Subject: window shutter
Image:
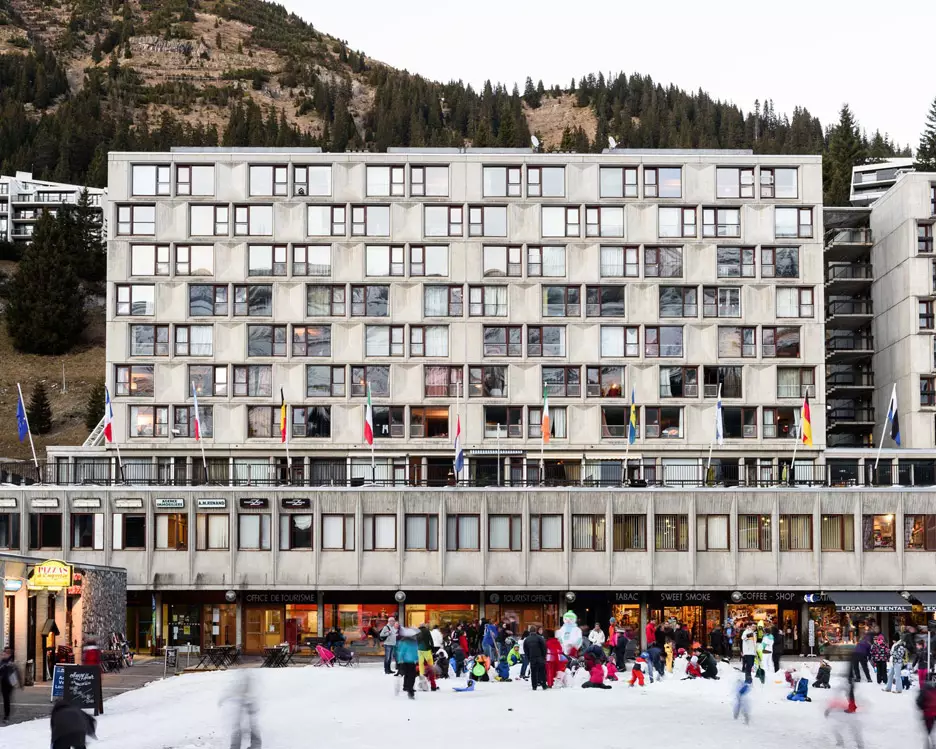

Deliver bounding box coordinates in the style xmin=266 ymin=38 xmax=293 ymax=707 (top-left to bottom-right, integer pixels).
xmin=113 ymin=515 xmax=123 ymax=550
xmin=196 ymin=514 xmax=207 ymax=550
xmin=93 ymin=513 xmax=105 ymax=550
xmin=279 ymin=514 xmax=290 ymax=551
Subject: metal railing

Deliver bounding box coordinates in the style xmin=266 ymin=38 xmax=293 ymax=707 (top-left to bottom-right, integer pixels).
xmin=827 ymin=371 xmax=874 ymax=388
xmin=827 ymin=335 xmax=874 ymax=352
xmin=827 ymin=300 xmax=873 ymax=316
xmin=825 ymin=228 xmax=873 ymax=246
xmin=826 ymin=264 xmax=874 ymax=282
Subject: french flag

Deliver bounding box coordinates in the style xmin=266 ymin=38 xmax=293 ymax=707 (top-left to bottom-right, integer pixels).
xmin=454 ymin=416 xmax=464 ymax=474
xmin=103 ymin=386 xmax=114 ymax=443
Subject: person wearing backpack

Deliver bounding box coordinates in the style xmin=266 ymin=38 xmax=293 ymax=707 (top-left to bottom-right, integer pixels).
xmin=1 ymin=646 xmax=22 ymax=724
xmin=379 ymin=617 xmax=399 ymax=675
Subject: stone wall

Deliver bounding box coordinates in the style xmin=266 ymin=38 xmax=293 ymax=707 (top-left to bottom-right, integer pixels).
xmin=78 ymin=568 xmax=127 ymax=645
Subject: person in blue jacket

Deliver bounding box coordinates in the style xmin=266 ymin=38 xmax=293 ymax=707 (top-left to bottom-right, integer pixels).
xmin=396 ymin=628 xmax=420 ymax=699
xmin=495 ymin=656 xmax=512 ymax=682
xmin=482 ymin=620 xmax=498 ymax=663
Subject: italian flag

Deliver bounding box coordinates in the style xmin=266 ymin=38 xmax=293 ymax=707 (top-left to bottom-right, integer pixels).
xmin=363 ymin=383 xmax=374 ymax=446
xmin=541 ymin=384 xmax=550 ymax=444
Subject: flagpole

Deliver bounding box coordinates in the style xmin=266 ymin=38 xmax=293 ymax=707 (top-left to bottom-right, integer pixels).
xmin=457 ymin=380 xmax=462 ymax=483
xmin=16 ymin=383 xmax=39 ymax=471
xmin=706 ymin=383 xmax=721 ymax=475
xmin=874 ymin=382 xmax=896 ymax=471
xmin=789 ymin=385 xmax=807 ymax=486
xmin=539 ymin=393 xmax=546 ymax=487
xmin=369 ymin=383 xmax=375 ymax=484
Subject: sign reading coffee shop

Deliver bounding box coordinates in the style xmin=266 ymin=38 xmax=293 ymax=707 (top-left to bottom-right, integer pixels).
xmin=730 ymin=591 xmax=802 ymax=604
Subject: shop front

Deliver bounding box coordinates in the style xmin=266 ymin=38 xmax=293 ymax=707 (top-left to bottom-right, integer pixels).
xmin=809 ymin=591 xmax=911 ymax=653
xmin=485 ymin=592 xmax=560 ymax=632
xmin=242 ymin=591 xmax=317 ymax=653
xmin=321 ymin=591 xmax=398 ymax=646
xmin=158 ymin=590 xmax=236 ymax=651
xmin=403 ymin=591 xmax=479 ymax=629
xmin=126 ymin=590 xmax=154 ymax=653
xmin=649 ymin=591 xmax=722 ymax=644
xmin=567 ymin=591 xmax=641 ymax=632
xmin=726 ymin=591 xmax=802 ymax=653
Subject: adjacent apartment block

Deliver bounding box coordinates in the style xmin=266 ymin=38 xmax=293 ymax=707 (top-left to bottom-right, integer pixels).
xmin=0 ymin=172 xmax=105 ymax=243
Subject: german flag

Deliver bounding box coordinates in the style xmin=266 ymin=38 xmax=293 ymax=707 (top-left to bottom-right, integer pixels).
xmin=280 ymin=387 xmax=287 ymax=443
xmin=800 ymin=392 xmax=813 ymax=446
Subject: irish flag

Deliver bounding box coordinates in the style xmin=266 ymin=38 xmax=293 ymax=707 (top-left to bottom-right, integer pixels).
xmin=541 ymin=385 xmax=550 ymax=444
xmin=363 ymin=383 xmax=374 ymax=445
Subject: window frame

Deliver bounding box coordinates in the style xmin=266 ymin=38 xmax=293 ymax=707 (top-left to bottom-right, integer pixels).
xmin=571 ymin=514 xmax=606 ymax=551
xmin=321 ymin=514 xmax=355 ymax=551
xmin=488 ymin=514 xmax=522 ymax=551
xmin=654 ymin=514 xmax=689 ymax=551
xmin=404 ymin=514 xmax=439 ymax=551
xmin=696 ymin=514 xmax=730 ymax=551
xmin=362 ymin=513 xmax=397 ymax=551
xmin=738 ymin=514 xmax=771 ymax=551
xmin=779 ymin=514 xmax=813 ymax=551
xmin=820 ymin=514 xmax=855 ymax=552
xmin=530 ymin=514 xmax=563 ymax=551
xmin=445 ymin=514 xmax=481 ymax=551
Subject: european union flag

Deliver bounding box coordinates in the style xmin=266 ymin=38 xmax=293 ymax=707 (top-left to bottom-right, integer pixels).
xmin=16 ymin=390 xmax=28 ymax=442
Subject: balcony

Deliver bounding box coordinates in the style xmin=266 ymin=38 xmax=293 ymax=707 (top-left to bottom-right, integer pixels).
xmin=827 ymin=406 xmax=875 ymax=432
xmin=825 ymin=263 xmax=873 ymax=293
xmin=826 ymin=299 xmax=873 ymax=330
xmin=826 ymin=333 xmax=874 ymax=362
xmin=824 ymin=228 xmax=873 ymax=261
xmin=826 ymin=370 xmax=874 ymax=395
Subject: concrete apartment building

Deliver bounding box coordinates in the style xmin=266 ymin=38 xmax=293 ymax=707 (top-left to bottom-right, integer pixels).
xmin=0 ymin=172 xmax=105 ymax=243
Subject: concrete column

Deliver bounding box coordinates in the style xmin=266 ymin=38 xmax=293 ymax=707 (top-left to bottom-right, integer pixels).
xmin=235 ymin=599 xmax=243 ymax=648
xmin=53 ymin=591 xmax=67 ymax=648
xmin=153 ymin=592 xmax=162 ymax=651
xmin=316 ymin=591 xmax=324 ymax=637
xmin=479 ymin=590 xmax=486 ymax=621
xmin=639 ymin=600 xmax=648 ymax=650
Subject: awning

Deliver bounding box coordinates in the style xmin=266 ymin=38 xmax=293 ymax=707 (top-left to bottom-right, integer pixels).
xmin=467 ymin=449 xmax=524 ymax=456
xmin=913 ymin=592 xmax=936 ymax=612
xmin=827 ymin=591 xmax=912 ymax=613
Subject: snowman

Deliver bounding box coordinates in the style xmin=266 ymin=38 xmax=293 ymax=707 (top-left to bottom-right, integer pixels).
xmin=559 ymin=610 xmax=583 ymax=657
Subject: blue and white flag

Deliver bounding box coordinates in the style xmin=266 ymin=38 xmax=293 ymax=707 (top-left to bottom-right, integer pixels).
xmin=887 ymin=383 xmax=901 ymax=446
xmin=715 ymin=384 xmax=724 ymax=446
xmin=454 ymin=415 xmax=464 ymax=474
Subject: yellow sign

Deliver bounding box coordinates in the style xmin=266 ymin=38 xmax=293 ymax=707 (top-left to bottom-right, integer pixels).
xmin=28 ymin=560 xmax=73 ymax=589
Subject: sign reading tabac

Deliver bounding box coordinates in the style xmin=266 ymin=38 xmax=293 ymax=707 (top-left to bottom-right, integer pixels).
xmin=29 ymin=560 xmax=73 ymax=590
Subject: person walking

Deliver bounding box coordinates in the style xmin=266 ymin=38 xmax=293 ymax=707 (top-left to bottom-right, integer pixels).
xmin=884 ymin=636 xmax=908 ymax=693
xmin=481 ymin=620 xmax=498 ymax=664
xmin=871 ymin=633 xmax=889 ymax=684
xmin=0 ymin=647 xmax=21 ymax=725
xmin=397 ymin=628 xmax=419 ymax=699
xmin=416 ymin=623 xmax=438 ymax=691
xmin=674 ymin=623 xmax=691 ymax=653
xmin=772 ymin=626 xmax=784 ymax=674
xmin=741 ymin=623 xmax=757 ymax=684
xmin=220 ymin=672 xmax=261 ymax=749
xmin=852 ymin=631 xmax=872 ymax=683
xmin=918 ymin=678 xmax=936 ymax=749
xmin=709 ymin=625 xmax=724 ymax=660
xmin=517 ymin=628 xmax=530 ymax=680
xmin=607 ymin=617 xmax=618 ymax=657
xmin=50 ymin=698 xmax=97 ymax=749
xmin=524 ymin=626 xmax=547 ymax=691
xmin=379 ymin=617 xmax=399 ymax=675
xmin=761 ymin=626 xmax=775 ymax=681
xmin=614 ymin=627 xmax=629 ymax=670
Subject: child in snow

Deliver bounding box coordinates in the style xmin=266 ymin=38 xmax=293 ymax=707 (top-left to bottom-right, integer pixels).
xmin=606 ymin=661 xmax=619 ymax=681
xmin=673 ymin=647 xmax=688 ymax=678
xmin=813 ymin=660 xmax=832 ymax=689
xmin=471 ymin=655 xmax=490 ymax=682
xmin=734 ymin=680 xmax=752 ymax=724
xmin=545 ymin=631 xmax=564 ymax=688
xmin=450 ymin=644 xmax=466 ymax=677
xmin=582 ymin=662 xmax=612 ymax=689
xmin=435 ymin=647 xmax=450 ymax=678
xmin=870 ymin=634 xmax=889 ymax=684
xmin=495 ymin=656 xmax=512 ymax=682
xmin=507 ymin=644 xmax=522 ymax=667
xmin=629 ymin=656 xmax=646 ymax=686
xmin=788 ymin=666 xmax=812 ymax=702
xmin=684 ymin=656 xmax=702 ymax=679
xmin=664 ymin=641 xmax=674 ymax=673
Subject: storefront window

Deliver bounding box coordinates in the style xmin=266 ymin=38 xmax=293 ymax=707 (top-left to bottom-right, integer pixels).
xmin=165 ymin=604 xmax=201 ymax=647
xmin=246 ymin=607 xmax=283 ymax=651
xmin=285 ymin=604 xmax=318 ymax=648
xmin=610 ymin=604 xmax=640 ymax=632
xmin=486 ymin=604 xmax=559 ymax=632
xmin=809 ymin=605 xmax=879 ymax=647
xmin=324 ymin=604 xmax=397 ymax=644
xmin=404 ymin=604 xmax=478 ymax=629
xmin=202 ymin=604 xmax=236 ymax=648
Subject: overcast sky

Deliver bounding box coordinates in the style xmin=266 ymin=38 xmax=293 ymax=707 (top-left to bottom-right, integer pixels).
xmin=277 ymin=0 xmax=932 ymax=150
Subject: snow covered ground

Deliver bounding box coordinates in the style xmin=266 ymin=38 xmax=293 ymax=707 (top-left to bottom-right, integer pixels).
xmin=2 ymin=659 xmax=929 ymax=749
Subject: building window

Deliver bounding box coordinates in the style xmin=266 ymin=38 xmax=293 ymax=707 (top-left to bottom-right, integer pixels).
xmin=644 ymin=326 xmax=683 ymax=357
xmin=189 ymin=364 xmax=228 ymax=396
xmin=571 ymin=515 xmax=605 ymax=551
xmin=585 ymin=285 xmax=626 ymax=317
xmin=738 ymin=515 xmax=770 ymax=551
xmin=762 ymin=327 xmax=801 ymax=358
xmin=761 ymin=247 xmax=799 ymax=278
xmin=529 ymin=405 xmax=566 ymax=439
xmin=527 ymin=246 xmax=566 ymax=277
xmin=483 ymin=245 xmax=522 ymax=277
xmin=644 ymin=246 xmax=683 ymax=277
xmin=129 ymin=405 xmax=169 ymax=437
xmin=366 ymin=166 xmax=405 ymax=197
xmin=489 ymin=515 xmax=521 ymax=551
xmin=409 ymin=406 xmax=449 ymax=438
xmin=820 ymin=515 xmax=854 ymax=551
xmin=761 ymin=168 xmax=797 ymax=199
xmin=655 ymin=514 xmax=689 ymax=551
xmin=527 ymin=166 xmax=564 ymax=197
xmin=70 ymin=514 xmax=98 ymax=549
xmin=306 ymin=365 xmax=345 ymax=397
xmin=365 ymin=325 xmax=404 ymax=357
xmin=716 ymin=167 xmax=755 ymax=199
xmin=527 ymin=326 xmax=566 ymax=357
xmin=530 ymin=514 xmax=563 ymax=551
xmin=189 ymin=205 xmax=228 ymax=236
xmin=645 ymin=406 xmax=683 ymax=438
xmin=919 ymin=224 xmax=934 ymax=254
xmin=482 ymin=325 xmax=522 ymax=356
xmin=410 ymin=166 xmax=448 ymax=197
xmin=248 ymin=165 xmax=287 ymax=197
xmin=599 ymin=326 xmax=639 ymax=357
xmin=172 ymin=244 xmax=214 ymax=276
xmin=763 ymin=407 xmax=798 ymax=438
xmin=371 ymin=406 xmax=404 ymax=438
xmin=703 ymin=366 xmax=742 ymax=398
xmin=483 ymin=166 xmax=521 ymax=197
xmin=410 ymin=245 xmax=448 ymax=277
xmin=469 ymin=205 xmax=507 ymax=237
xmin=931 ymin=185 xmax=936 ymax=216
xmin=483 ymin=405 xmax=522 ymax=438
xmin=405 ymin=514 xmax=439 ymax=550
xmin=585 ymin=206 xmax=625 ymax=237
xmin=322 ymin=514 xmax=354 ymax=551
xmin=132 ymin=164 xmax=171 ymax=196
xmin=697 ymin=514 xmax=729 ymax=551
xmin=703 ymin=287 xmax=742 ymax=318
xmin=775 ymin=207 xmax=812 ymax=238
xmin=237 ymin=514 xmax=272 ymax=550
xmin=659 ymin=366 xmax=698 ymax=398
xmin=155 ymin=513 xmax=188 ymax=550
xmin=424 ymin=205 xmax=463 ymax=237
xmin=445 ymin=515 xmax=480 ymax=551
xmin=658 ymin=207 xmax=696 ymax=238
xmin=862 ymin=514 xmax=895 ymax=550
xmin=233 ymin=365 xmax=273 ymax=397
xmin=247 ymin=245 xmax=287 ymax=276
xmin=113 ymin=514 xmax=146 ymax=550
xmin=600 ymin=167 xmax=638 ymax=198
xmin=409 ymin=326 xmax=449 ymax=357
xmin=176 ymin=164 xmax=214 ymax=196
xmin=600 ymin=246 xmax=639 ymax=278
xmin=363 ymin=514 xmax=396 ymax=550
xmin=905 ymin=515 xmax=936 ymax=550
xmin=350 ymin=366 xmax=390 ymax=397
xmin=922 ymin=376 xmax=936 ymax=407
xmin=922 ymin=301 xmax=935 ymax=330
xmin=279 ymin=515 xmax=313 ymax=550
xmin=174 ymin=325 xmax=213 ymax=356
xmin=777 ymin=287 xmax=814 ymax=318
xmin=130 ymin=244 xmax=170 ymax=276
xmin=351 ymin=205 xmax=390 ymax=237
xmin=292 ymin=245 xmax=331 ymax=277
xmin=542 ymin=286 xmax=581 ymax=317
xmin=189 ymin=284 xmax=228 ymax=316
xmin=718 ymin=326 xmax=756 ymax=358
xmin=721 ymin=406 xmax=757 ymax=438
xmin=469 ymin=287 xmax=508 ymax=317
xmin=28 ymin=513 xmax=62 ymax=549
xmin=117 ymin=205 xmax=156 ymax=235
xmin=543 ymin=366 xmax=580 ymax=397
xmin=469 ymin=366 xmax=507 ymax=397
xmin=350 ymin=285 xmax=389 ymax=317
xmin=424 ymin=285 xmax=463 ymax=317
xmin=307 ymin=205 xmax=346 ymax=236
xmin=293 ymin=165 xmax=331 ymax=196
xmin=307 ymin=285 xmax=346 ymax=316
xmin=587 ymin=366 xmax=625 ymax=398
xmin=600 ymin=405 xmax=632 ymax=438
xmin=174 ymin=404 xmax=213 ymax=438
xmin=702 ymin=208 xmax=741 ymax=238
xmin=244 ymin=325 xmax=286 ymax=358
xmin=612 ymin=515 xmax=645 ymax=551
xmin=130 ymin=325 xmax=169 ymax=356
xmin=644 ymin=167 xmax=681 ymax=198
xmin=779 ymin=515 xmax=812 ymax=550
xmin=116 ymin=363 xmax=156 ymax=396
xmin=777 ymin=367 xmax=815 ymax=398
xmin=234 ymin=285 xmax=272 ymax=316
xmin=541 ymin=206 xmax=580 ymax=237
xmin=292 ymin=406 xmax=332 ymax=438
xmin=423 ymin=365 xmax=462 ymax=397
xmin=291 ymin=325 xmax=331 ymax=357
xmin=245 ymin=406 xmax=278 ymax=437
xmin=716 ymin=246 xmax=755 ymax=278
xmin=659 ymin=286 xmax=698 ymax=318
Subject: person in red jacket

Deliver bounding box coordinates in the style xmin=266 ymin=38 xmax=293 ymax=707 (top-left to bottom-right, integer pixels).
xmin=545 ymin=631 xmax=564 ymax=688
xmin=82 ymin=639 xmax=101 ymax=667
xmin=645 ymin=620 xmax=656 ymax=649
xmin=459 ymin=630 xmax=469 ymax=657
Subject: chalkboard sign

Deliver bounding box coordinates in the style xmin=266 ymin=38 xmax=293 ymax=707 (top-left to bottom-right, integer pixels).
xmin=164 ymin=646 xmax=178 ymax=677
xmin=62 ymin=665 xmax=104 ymax=715
xmin=50 ymin=664 xmax=66 ymax=701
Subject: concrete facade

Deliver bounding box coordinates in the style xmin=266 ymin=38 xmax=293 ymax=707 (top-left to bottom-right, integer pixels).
xmin=0 ymin=172 xmax=105 ymax=243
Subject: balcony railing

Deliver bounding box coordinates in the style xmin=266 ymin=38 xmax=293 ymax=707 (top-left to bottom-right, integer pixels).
xmin=825 ymin=228 xmax=873 ymax=246
xmin=826 ymin=371 xmax=874 ymax=388
xmin=828 ymin=407 xmax=875 ymax=424
xmin=827 ymin=300 xmax=873 ymax=316
xmin=826 ymin=264 xmax=874 ymax=282
xmin=827 ymin=334 xmax=874 ymax=352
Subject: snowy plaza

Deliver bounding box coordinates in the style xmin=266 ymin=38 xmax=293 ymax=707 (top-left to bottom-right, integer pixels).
xmin=2 ymin=660 xmax=932 ymax=749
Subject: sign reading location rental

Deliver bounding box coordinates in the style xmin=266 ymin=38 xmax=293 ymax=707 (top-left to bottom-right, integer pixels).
xmin=29 ymin=560 xmax=73 ymax=589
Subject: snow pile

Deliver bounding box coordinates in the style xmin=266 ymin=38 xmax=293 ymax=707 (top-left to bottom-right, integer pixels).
xmin=1 ymin=661 xmax=927 ymax=749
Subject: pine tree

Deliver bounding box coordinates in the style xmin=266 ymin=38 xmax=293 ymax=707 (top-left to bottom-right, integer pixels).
xmin=915 ymin=96 xmax=936 ymax=172
xmin=3 ymin=212 xmax=86 ymax=355
xmin=27 ymin=382 xmax=52 ymax=435
xmin=85 ymin=380 xmax=106 ymax=431
xmin=824 ymin=104 xmax=865 ymax=205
